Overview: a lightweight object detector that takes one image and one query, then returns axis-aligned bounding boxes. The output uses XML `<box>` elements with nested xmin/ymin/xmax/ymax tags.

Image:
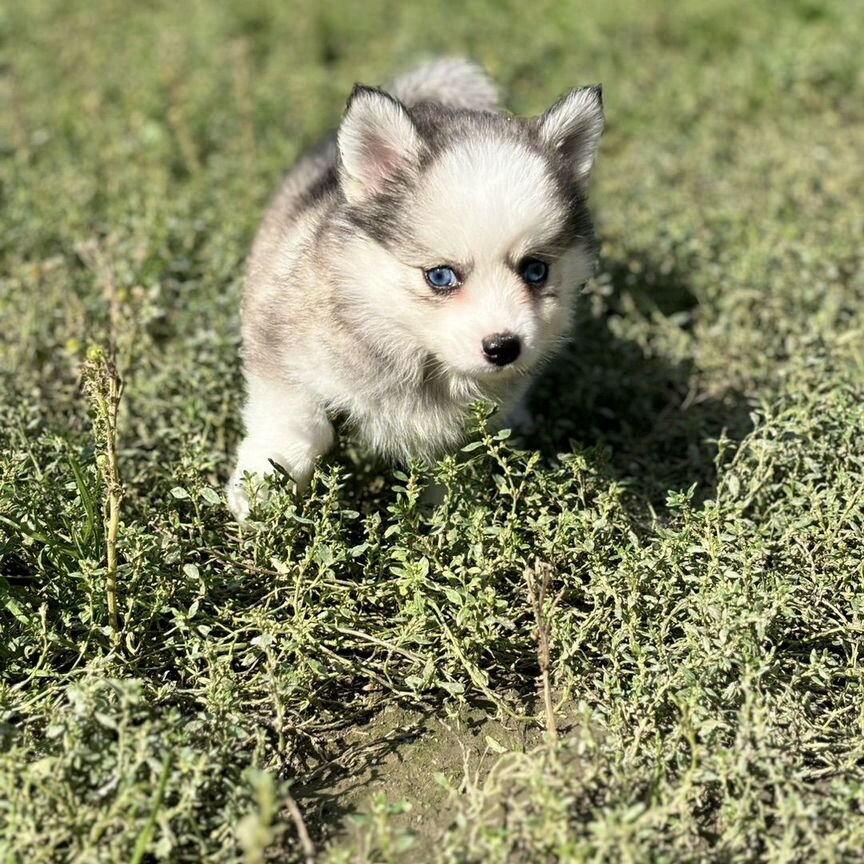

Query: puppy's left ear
<box><xmin>538</xmin><ymin>85</ymin><xmax>604</xmax><ymax>184</ymax></box>
<box><xmin>338</xmin><ymin>86</ymin><xmax>423</xmax><ymax>205</ymax></box>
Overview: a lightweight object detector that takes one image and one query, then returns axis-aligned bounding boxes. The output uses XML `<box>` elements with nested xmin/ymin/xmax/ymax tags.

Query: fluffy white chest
<box><xmin>328</xmin><ymin>364</ymin><xmax>516</xmax><ymax>462</ymax></box>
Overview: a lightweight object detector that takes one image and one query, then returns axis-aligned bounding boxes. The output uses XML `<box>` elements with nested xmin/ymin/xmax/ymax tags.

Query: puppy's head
<box><xmin>334</xmin><ymin>83</ymin><xmax>604</xmax><ymax>379</ymax></box>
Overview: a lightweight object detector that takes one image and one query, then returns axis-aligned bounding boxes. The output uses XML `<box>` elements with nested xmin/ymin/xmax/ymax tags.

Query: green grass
<box><xmin>2</xmin><ymin>0</ymin><xmax>864</xmax><ymax>860</ymax></box>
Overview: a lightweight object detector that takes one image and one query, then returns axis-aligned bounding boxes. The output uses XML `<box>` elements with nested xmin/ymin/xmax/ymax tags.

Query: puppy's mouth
<box><xmin>477</xmin><ymin>361</ymin><xmax>525</xmax><ymax>376</ymax></box>
<box><xmin>422</xmin><ymin>349</ymin><xmax>533</xmax><ymax>383</ymax></box>
<box><xmin>461</xmin><ymin>356</ymin><xmax>535</xmax><ymax>384</ymax></box>
<box><xmin>421</xmin><ymin>356</ymin><xmax>508</xmax><ymax>386</ymax></box>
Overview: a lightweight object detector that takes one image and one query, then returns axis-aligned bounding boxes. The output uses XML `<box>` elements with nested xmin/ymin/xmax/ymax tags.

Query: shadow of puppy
<box><xmin>526</xmin><ymin>250</ymin><xmax>753</xmax><ymax>508</ymax></box>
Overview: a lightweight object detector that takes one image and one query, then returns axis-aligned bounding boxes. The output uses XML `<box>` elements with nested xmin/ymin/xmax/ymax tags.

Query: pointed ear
<box><xmin>337</xmin><ymin>85</ymin><xmax>422</xmax><ymax>204</ymax></box>
<box><xmin>538</xmin><ymin>85</ymin><xmax>604</xmax><ymax>184</ymax></box>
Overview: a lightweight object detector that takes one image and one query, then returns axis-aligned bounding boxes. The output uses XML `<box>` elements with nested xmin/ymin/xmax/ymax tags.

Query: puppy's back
<box><xmin>387</xmin><ymin>57</ymin><xmax>500</xmax><ymax>112</ymax></box>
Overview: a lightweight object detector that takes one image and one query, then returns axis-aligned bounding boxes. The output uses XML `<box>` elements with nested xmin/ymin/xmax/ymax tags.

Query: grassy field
<box><xmin>2</xmin><ymin>0</ymin><xmax>864</xmax><ymax>860</ymax></box>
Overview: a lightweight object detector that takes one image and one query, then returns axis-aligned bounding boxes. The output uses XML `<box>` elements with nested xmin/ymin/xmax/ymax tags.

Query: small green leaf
<box><xmin>200</xmin><ymin>487</ymin><xmax>221</xmax><ymax>505</ymax></box>
<box><xmin>438</xmin><ymin>680</ymin><xmax>464</xmax><ymax>696</ymax></box>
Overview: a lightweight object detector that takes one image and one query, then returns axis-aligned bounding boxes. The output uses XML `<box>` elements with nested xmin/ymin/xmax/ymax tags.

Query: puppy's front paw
<box><xmin>226</xmin><ymin>459</ymin><xmax>277</xmax><ymax>522</ymax></box>
<box><xmin>226</xmin><ymin>479</ymin><xmax>252</xmax><ymax>522</ymax></box>
<box><xmin>227</xmin><ymin>438</ymin><xmax>317</xmax><ymax>522</ymax></box>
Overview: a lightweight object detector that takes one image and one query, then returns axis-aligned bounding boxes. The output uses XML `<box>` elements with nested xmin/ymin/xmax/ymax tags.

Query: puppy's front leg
<box><xmin>227</xmin><ymin>373</ymin><xmax>334</xmax><ymax>520</ymax></box>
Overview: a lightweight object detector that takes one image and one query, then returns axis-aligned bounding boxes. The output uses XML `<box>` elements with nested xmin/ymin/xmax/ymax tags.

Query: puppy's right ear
<box><xmin>338</xmin><ymin>86</ymin><xmax>422</xmax><ymax>204</ymax></box>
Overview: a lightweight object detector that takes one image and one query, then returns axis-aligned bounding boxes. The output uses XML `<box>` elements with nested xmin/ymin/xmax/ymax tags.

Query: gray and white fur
<box><xmin>228</xmin><ymin>58</ymin><xmax>604</xmax><ymax>519</ymax></box>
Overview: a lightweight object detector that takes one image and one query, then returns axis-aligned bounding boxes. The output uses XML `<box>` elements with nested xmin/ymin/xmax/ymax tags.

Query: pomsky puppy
<box><xmin>228</xmin><ymin>58</ymin><xmax>604</xmax><ymax>519</ymax></box>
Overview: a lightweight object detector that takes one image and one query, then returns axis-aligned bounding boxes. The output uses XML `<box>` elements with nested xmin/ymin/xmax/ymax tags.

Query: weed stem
<box><xmin>526</xmin><ymin>558</ymin><xmax>558</xmax><ymax>742</ymax></box>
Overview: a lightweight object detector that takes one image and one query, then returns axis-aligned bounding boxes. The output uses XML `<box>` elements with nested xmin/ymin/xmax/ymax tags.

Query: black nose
<box><xmin>482</xmin><ymin>333</ymin><xmax>521</xmax><ymax>366</ymax></box>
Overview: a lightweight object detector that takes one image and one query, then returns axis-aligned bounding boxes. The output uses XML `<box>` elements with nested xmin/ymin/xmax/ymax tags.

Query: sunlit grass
<box><xmin>1</xmin><ymin>0</ymin><xmax>863</xmax><ymax>860</ymax></box>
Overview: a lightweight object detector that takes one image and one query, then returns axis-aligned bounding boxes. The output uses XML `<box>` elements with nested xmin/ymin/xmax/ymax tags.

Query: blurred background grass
<box><xmin>1</xmin><ymin>1</ymin><xmax>864</xmax><ymax>861</ymax></box>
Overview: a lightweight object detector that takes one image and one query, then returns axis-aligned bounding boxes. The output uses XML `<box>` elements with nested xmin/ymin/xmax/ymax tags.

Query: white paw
<box><xmin>226</xmin><ymin>459</ymin><xmax>277</xmax><ymax>522</ymax></box>
<box><xmin>226</xmin><ymin>440</ymin><xmax>316</xmax><ymax>522</ymax></box>
<box><xmin>226</xmin><ymin>479</ymin><xmax>252</xmax><ymax>522</ymax></box>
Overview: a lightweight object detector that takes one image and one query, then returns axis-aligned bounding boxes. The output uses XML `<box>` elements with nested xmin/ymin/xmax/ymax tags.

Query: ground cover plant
<box><xmin>1</xmin><ymin>0</ymin><xmax>863</xmax><ymax>860</ymax></box>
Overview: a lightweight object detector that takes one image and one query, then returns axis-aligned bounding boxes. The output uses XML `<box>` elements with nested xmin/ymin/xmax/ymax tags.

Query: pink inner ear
<box><xmin>362</xmin><ymin>134</ymin><xmax>404</xmax><ymax>190</ymax></box>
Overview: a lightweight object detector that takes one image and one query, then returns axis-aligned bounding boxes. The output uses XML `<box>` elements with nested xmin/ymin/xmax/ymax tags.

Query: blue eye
<box><xmin>424</xmin><ymin>266</ymin><xmax>459</xmax><ymax>291</ymax></box>
<box><xmin>520</xmin><ymin>258</ymin><xmax>548</xmax><ymax>286</ymax></box>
